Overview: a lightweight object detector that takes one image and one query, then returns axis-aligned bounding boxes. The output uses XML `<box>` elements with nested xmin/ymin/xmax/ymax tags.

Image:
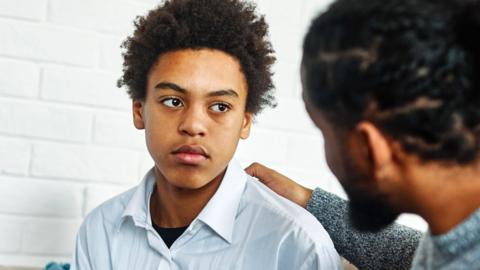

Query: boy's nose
<box><xmin>178</xmin><ymin>106</ymin><xmax>207</xmax><ymax>137</ymax></box>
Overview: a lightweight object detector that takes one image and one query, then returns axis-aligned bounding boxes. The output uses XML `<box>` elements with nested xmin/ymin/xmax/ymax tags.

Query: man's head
<box><xmin>301</xmin><ymin>0</ymin><xmax>480</xmax><ymax>231</ymax></box>
<box><xmin>118</xmin><ymin>0</ymin><xmax>275</xmax><ymax>189</ymax></box>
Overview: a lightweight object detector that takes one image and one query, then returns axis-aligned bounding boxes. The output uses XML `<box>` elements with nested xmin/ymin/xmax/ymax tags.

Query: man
<box><xmin>247</xmin><ymin>0</ymin><xmax>480</xmax><ymax>269</ymax></box>
<box><xmin>71</xmin><ymin>0</ymin><xmax>341</xmax><ymax>269</ymax></box>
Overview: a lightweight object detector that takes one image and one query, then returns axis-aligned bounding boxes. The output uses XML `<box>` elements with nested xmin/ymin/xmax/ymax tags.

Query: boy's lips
<box><xmin>171</xmin><ymin>145</ymin><xmax>209</xmax><ymax>165</ymax></box>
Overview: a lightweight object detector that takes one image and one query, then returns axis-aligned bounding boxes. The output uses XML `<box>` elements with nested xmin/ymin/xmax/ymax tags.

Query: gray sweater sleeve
<box><xmin>306</xmin><ymin>188</ymin><xmax>422</xmax><ymax>270</ymax></box>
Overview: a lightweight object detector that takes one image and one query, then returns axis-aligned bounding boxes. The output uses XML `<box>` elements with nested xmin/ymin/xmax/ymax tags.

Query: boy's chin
<box><xmin>154</xmin><ymin>160</ymin><xmax>228</xmax><ymax>190</ymax></box>
<box><xmin>173</xmin><ymin>182</ymin><xmax>212</xmax><ymax>190</ymax></box>
<box><xmin>163</xmin><ymin>171</ymin><xmax>221</xmax><ymax>190</ymax></box>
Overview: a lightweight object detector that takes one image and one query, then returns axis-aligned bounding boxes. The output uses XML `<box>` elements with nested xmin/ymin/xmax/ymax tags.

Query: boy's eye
<box><xmin>210</xmin><ymin>103</ymin><xmax>230</xmax><ymax>113</ymax></box>
<box><xmin>162</xmin><ymin>98</ymin><xmax>183</xmax><ymax>108</ymax></box>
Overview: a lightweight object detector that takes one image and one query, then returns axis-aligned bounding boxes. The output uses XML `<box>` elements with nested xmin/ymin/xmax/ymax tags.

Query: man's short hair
<box><xmin>118</xmin><ymin>0</ymin><xmax>276</xmax><ymax>115</ymax></box>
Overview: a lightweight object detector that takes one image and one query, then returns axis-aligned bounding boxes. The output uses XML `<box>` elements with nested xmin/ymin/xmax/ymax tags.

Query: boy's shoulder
<box><xmin>80</xmin><ymin>185</ymin><xmax>138</xmax><ymax>232</ymax></box>
<box><xmin>241</xmin><ymin>176</ymin><xmax>334</xmax><ymax>245</ymax></box>
<box><xmin>238</xmin><ymin>176</ymin><xmax>342</xmax><ymax>269</ymax></box>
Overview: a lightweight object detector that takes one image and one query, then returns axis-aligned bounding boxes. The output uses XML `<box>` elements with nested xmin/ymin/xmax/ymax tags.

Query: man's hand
<box><xmin>245</xmin><ymin>162</ymin><xmax>313</xmax><ymax>208</ymax></box>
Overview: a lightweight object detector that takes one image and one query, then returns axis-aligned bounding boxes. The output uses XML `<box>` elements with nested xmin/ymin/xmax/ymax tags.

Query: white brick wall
<box><xmin>0</xmin><ymin>0</ymin><xmax>426</xmax><ymax>267</ymax></box>
<box><xmin>0</xmin><ymin>138</ymin><xmax>30</xmax><ymax>175</ymax></box>
<box><xmin>0</xmin><ymin>0</ymin><xmax>47</xmax><ymax>21</ymax></box>
<box><xmin>0</xmin><ymin>176</ymin><xmax>83</xmax><ymax>218</ymax></box>
<box><xmin>0</xmin><ymin>217</ymin><xmax>23</xmax><ymax>253</ymax></box>
<box><xmin>31</xmin><ymin>143</ymin><xmax>140</xmax><ymax>184</ymax></box>
<box><xmin>0</xmin><ymin>59</ymin><xmax>40</xmax><ymax>98</ymax></box>
<box><xmin>41</xmin><ymin>66</ymin><xmax>131</xmax><ymax>110</ymax></box>
<box><xmin>23</xmin><ymin>218</ymin><xmax>82</xmax><ymax>256</ymax></box>
<box><xmin>0</xmin><ymin>19</ymin><xmax>99</xmax><ymax>67</ymax></box>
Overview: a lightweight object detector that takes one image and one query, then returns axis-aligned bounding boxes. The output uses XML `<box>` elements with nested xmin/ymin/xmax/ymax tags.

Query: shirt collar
<box><xmin>118</xmin><ymin>167</ymin><xmax>156</xmax><ymax>231</ymax></box>
<box><xmin>195</xmin><ymin>159</ymin><xmax>247</xmax><ymax>244</ymax></box>
<box><xmin>117</xmin><ymin>160</ymin><xmax>248</xmax><ymax>244</ymax></box>
<box><xmin>431</xmin><ymin>207</ymin><xmax>480</xmax><ymax>257</ymax></box>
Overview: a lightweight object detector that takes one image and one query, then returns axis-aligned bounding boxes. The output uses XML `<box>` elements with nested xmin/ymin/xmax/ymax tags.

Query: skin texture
<box><xmin>133</xmin><ymin>49</ymin><xmax>252</xmax><ymax>228</ymax></box>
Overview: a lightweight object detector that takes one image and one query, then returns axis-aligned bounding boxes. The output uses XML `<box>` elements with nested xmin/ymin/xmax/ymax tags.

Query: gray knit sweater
<box><xmin>411</xmin><ymin>208</ymin><xmax>480</xmax><ymax>269</ymax></box>
<box><xmin>306</xmin><ymin>188</ymin><xmax>422</xmax><ymax>270</ymax></box>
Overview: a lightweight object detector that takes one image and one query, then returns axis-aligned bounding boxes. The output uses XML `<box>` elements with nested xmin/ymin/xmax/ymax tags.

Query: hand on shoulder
<box><xmin>245</xmin><ymin>162</ymin><xmax>313</xmax><ymax>208</ymax></box>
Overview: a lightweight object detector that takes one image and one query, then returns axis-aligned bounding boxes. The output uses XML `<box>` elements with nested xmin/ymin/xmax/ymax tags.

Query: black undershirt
<box><xmin>152</xmin><ymin>222</ymin><xmax>189</xmax><ymax>248</ymax></box>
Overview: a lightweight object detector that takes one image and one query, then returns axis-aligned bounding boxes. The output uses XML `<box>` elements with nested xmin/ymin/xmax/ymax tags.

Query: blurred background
<box><xmin>0</xmin><ymin>0</ymin><xmax>427</xmax><ymax>267</ymax></box>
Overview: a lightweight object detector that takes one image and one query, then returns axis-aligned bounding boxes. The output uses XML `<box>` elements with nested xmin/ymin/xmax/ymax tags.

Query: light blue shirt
<box><xmin>71</xmin><ymin>160</ymin><xmax>341</xmax><ymax>270</ymax></box>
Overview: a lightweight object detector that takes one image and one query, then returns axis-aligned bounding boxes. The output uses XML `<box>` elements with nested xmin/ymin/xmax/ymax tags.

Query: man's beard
<box><xmin>341</xmin><ymin>158</ymin><xmax>401</xmax><ymax>232</ymax></box>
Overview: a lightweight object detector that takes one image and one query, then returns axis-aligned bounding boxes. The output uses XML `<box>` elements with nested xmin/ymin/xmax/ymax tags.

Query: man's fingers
<box><xmin>244</xmin><ymin>163</ymin><xmax>255</xmax><ymax>176</ymax></box>
<box><xmin>245</xmin><ymin>162</ymin><xmax>312</xmax><ymax>208</ymax></box>
<box><xmin>244</xmin><ymin>162</ymin><xmax>261</xmax><ymax>177</ymax></box>
<box><xmin>244</xmin><ymin>162</ymin><xmax>269</xmax><ymax>182</ymax></box>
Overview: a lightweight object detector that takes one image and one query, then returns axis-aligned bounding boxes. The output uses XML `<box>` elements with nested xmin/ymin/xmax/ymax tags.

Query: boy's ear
<box><xmin>240</xmin><ymin>112</ymin><xmax>253</xmax><ymax>139</ymax></box>
<box><xmin>132</xmin><ymin>100</ymin><xmax>145</xmax><ymax>130</ymax></box>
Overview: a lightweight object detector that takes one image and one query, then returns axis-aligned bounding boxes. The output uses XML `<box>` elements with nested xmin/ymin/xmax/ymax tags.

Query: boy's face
<box><xmin>133</xmin><ymin>49</ymin><xmax>252</xmax><ymax>189</ymax></box>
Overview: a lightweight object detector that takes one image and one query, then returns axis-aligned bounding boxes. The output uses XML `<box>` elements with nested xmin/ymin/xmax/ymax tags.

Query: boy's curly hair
<box><xmin>117</xmin><ymin>0</ymin><xmax>276</xmax><ymax>115</ymax></box>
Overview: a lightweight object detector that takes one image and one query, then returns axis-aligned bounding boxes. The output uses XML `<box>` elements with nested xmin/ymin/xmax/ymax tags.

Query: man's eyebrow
<box><xmin>207</xmin><ymin>89</ymin><xmax>239</xmax><ymax>98</ymax></box>
<box><xmin>154</xmin><ymin>82</ymin><xmax>187</xmax><ymax>93</ymax></box>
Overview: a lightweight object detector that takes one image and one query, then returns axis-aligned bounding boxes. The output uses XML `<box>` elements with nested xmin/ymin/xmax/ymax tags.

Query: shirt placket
<box><xmin>169</xmin><ymin>221</ymin><xmax>204</xmax><ymax>270</ymax></box>
<box><xmin>145</xmin><ymin>225</ymin><xmax>173</xmax><ymax>269</ymax></box>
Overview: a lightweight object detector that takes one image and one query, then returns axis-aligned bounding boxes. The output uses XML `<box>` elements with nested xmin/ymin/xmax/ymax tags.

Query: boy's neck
<box><xmin>150</xmin><ymin>168</ymin><xmax>226</xmax><ymax>228</ymax></box>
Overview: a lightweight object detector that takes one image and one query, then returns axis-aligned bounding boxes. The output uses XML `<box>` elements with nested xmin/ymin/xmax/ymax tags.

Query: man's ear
<box><xmin>240</xmin><ymin>112</ymin><xmax>253</xmax><ymax>139</ymax></box>
<box><xmin>132</xmin><ymin>100</ymin><xmax>145</xmax><ymax>130</ymax></box>
<box><xmin>355</xmin><ymin>121</ymin><xmax>394</xmax><ymax>181</ymax></box>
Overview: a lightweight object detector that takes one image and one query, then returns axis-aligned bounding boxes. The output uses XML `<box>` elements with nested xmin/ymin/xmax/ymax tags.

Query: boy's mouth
<box><xmin>171</xmin><ymin>145</ymin><xmax>209</xmax><ymax>165</ymax></box>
